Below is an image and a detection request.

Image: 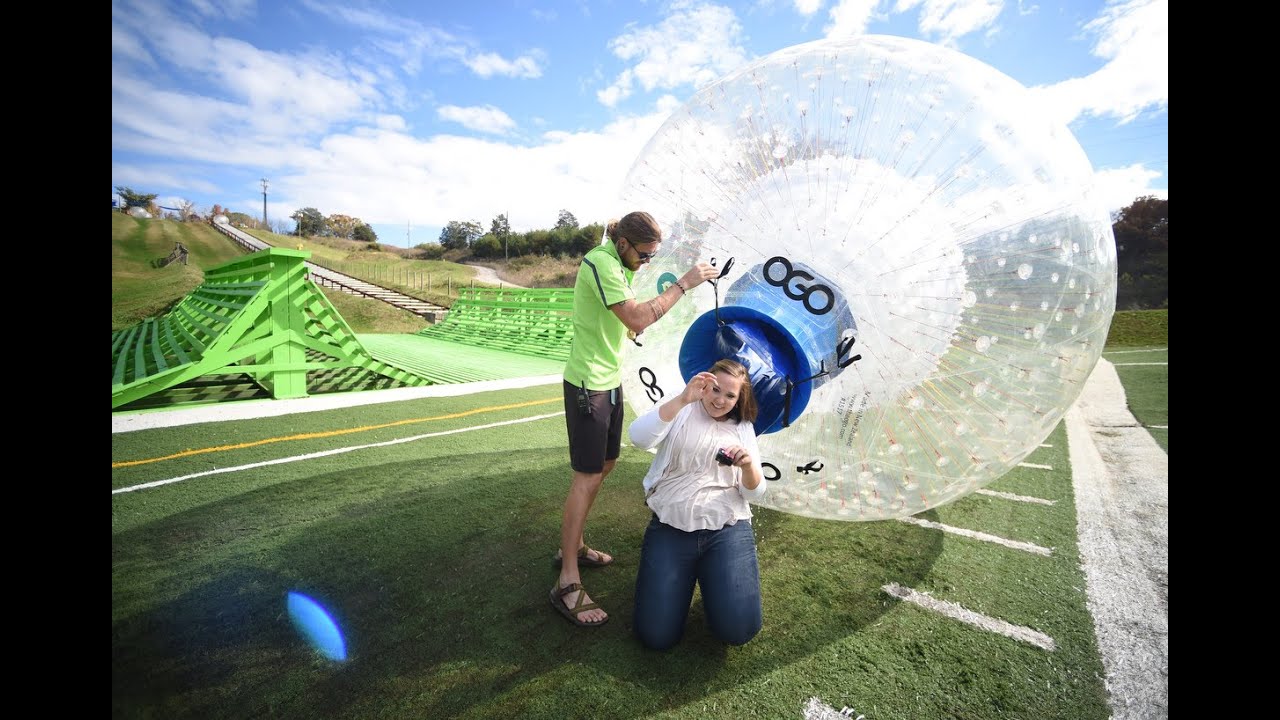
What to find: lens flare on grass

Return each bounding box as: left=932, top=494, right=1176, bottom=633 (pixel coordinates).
left=287, top=591, right=347, bottom=661
left=620, top=35, right=1116, bottom=521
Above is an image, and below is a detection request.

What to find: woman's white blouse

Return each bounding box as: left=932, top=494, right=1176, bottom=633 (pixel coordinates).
left=628, top=401, right=766, bottom=532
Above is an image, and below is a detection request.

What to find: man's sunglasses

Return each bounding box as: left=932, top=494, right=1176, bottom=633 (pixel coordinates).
left=630, top=242, right=659, bottom=261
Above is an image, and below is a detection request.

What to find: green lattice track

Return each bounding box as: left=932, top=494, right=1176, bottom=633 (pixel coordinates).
left=359, top=287, right=573, bottom=383
left=112, top=253, right=578, bottom=410
left=415, top=287, right=575, bottom=359
left=358, top=334, right=566, bottom=384
left=111, top=248, right=430, bottom=410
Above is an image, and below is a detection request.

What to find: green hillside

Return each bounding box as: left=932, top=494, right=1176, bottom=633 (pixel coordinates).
left=1105, top=309, right=1168, bottom=347
left=111, top=214, right=430, bottom=333
left=111, top=213, right=246, bottom=330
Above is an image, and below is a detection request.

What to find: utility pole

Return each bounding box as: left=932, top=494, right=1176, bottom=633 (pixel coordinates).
left=260, top=178, right=269, bottom=230
left=407, top=220, right=411, bottom=248
left=505, top=210, right=509, bottom=261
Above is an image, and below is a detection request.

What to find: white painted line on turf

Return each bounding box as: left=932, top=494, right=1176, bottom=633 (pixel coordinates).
left=111, top=374, right=563, bottom=433
left=1039, top=443, right=1053, bottom=448
left=882, top=583, right=1056, bottom=651
left=1104, top=348, right=1167, bottom=354
left=1067, top=359, right=1168, bottom=717
left=1112, top=362, right=1168, bottom=366
left=1018, top=462, right=1053, bottom=470
left=112, top=411, right=564, bottom=495
left=975, top=488, right=1056, bottom=505
left=803, top=697, right=867, bottom=719
left=1148, top=425, right=1167, bottom=429
left=896, top=516, right=1053, bottom=556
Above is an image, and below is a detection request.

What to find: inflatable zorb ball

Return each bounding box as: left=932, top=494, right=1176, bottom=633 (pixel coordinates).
left=620, top=35, right=1117, bottom=521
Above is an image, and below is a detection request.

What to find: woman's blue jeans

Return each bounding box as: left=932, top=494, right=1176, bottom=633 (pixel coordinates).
left=633, top=514, right=763, bottom=650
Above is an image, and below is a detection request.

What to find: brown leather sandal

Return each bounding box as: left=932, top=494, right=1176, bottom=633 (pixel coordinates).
left=552, top=545, right=615, bottom=568
left=548, top=582, right=608, bottom=627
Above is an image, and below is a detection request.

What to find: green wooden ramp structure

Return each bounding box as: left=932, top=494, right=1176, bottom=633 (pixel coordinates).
left=111, top=248, right=430, bottom=410
left=359, top=287, right=573, bottom=384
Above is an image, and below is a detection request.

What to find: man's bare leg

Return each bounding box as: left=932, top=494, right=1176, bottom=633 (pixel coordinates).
left=557, top=460, right=617, bottom=623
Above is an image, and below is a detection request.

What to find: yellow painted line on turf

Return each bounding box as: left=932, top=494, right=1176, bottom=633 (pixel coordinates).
left=112, top=397, right=559, bottom=469
left=112, top=411, right=565, bottom=495
left=882, top=583, right=1056, bottom=651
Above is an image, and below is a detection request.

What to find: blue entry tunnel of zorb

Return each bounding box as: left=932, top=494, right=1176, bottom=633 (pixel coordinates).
left=676, top=257, right=857, bottom=435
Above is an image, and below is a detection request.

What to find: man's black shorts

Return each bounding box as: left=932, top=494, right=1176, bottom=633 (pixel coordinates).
left=563, top=380, right=624, bottom=473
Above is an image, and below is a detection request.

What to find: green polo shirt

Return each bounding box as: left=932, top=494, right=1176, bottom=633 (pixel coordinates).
left=564, top=242, right=635, bottom=390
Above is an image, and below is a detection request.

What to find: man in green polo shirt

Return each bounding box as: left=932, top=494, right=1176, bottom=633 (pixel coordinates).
left=550, top=211, right=718, bottom=628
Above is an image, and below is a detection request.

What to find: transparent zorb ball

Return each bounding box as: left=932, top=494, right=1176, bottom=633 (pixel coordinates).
left=620, top=35, right=1116, bottom=521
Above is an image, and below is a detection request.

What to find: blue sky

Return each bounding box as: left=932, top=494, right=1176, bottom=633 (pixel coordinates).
left=111, top=0, right=1167, bottom=247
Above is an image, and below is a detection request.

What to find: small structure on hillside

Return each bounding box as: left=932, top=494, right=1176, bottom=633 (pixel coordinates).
left=156, top=242, right=189, bottom=267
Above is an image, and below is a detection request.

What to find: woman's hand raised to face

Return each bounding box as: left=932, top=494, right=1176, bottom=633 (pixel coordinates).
left=680, top=372, right=718, bottom=405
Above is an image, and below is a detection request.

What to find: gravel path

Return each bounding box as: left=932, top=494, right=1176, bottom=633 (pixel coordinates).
left=1065, top=358, right=1169, bottom=719
left=465, top=263, right=528, bottom=289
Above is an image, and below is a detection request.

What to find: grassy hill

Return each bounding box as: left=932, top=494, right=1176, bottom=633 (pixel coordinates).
left=1105, top=308, right=1168, bottom=347
left=112, top=214, right=435, bottom=333
left=111, top=213, right=246, bottom=330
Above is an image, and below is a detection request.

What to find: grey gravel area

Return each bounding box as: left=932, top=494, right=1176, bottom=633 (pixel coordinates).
left=1065, top=358, right=1169, bottom=719
left=464, top=263, right=527, bottom=288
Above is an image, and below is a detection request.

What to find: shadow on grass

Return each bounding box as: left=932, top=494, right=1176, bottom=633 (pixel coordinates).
left=112, top=447, right=943, bottom=719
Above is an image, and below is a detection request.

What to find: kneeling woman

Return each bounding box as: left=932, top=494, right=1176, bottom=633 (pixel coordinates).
left=628, top=358, right=765, bottom=650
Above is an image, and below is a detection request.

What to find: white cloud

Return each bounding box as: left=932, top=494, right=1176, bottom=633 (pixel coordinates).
left=794, top=0, right=824, bottom=15
left=111, top=22, right=151, bottom=65
left=437, top=105, right=518, bottom=135
left=186, top=0, right=255, bottom=20
left=114, top=3, right=379, bottom=143
left=111, top=162, right=223, bottom=197
left=1028, top=0, right=1168, bottom=126
left=890, top=0, right=1004, bottom=45
left=255, top=109, right=673, bottom=233
left=374, top=114, right=408, bottom=131
left=598, top=69, right=635, bottom=107
left=1092, top=164, right=1167, bottom=214
left=598, top=3, right=750, bottom=107
left=917, top=0, right=1003, bottom=44
left=464, top=50, right=546, bottom=79
left=299, top=0, right=545, bottom=80
left=823, top=0, right=882, bottom=38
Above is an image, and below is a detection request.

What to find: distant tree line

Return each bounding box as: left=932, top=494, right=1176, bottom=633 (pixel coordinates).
left=114, top=187, right=1167, bottom=308
left=1113, top=196, right=1167, bottom=310
left=289, top=207, right=378, bottom=242
left=434, top=209, right=601, bottom=258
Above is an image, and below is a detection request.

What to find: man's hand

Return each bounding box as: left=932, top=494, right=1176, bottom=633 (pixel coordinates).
left=680, top=262, right=719, bottom=291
